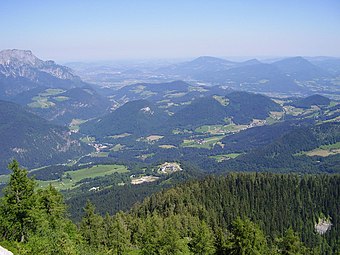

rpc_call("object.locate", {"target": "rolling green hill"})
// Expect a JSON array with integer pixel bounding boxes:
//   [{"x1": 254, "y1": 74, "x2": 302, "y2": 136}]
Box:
[
  {"x1": 272, "y1": 56, "x2": 332, "y2": 80},
  {"x1": 225, "y1": 91, "x2": 282, "y2": 124},
  {"x1": 169, "y1": 96, "x2": 227, "y2": 128},
  {"x1": 220, "y1": 122, "x2": 340, "y2": 173},
  {"x1": 81, "y1": 91, "x2": 282, "y2": 138},
  {"x1": 81, "y1": 100, "x2": 167, "y2": 137},
  {"x1": 290, "y1": 94, "x2": 331, "y2": 108},
  {"x1": 29, "y1": 86, "x2": 111, "y2": 125}
]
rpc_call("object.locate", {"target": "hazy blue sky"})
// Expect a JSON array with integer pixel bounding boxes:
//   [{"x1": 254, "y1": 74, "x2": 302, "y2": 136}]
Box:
[{"x1": 1, "y1": 0, "x2": 340, "y2": 61}]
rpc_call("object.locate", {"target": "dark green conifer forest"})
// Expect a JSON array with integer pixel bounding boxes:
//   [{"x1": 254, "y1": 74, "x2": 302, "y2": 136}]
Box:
[{"x1": 0, "y1": 160, "x2": 339, "y2": 254}]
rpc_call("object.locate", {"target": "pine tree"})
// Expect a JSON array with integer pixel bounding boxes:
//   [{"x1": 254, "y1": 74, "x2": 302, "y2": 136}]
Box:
[
  {"x1": 0, "y1": 160, "x2": 36, "y2": 242},
  {"x1": 36, "y1": 184, "x2": 66, "y2": 227},
  {"x1": 189, "y1": 220, "x2": 216, "y2": 255},
  {"x1": 137, "y1": 213, "x2": 164, "y2": 255},
  {"x1": 0, "y1": 160, "x2": 80, "y2": 254},
  {"x1": 110, "y1": 212, "x2": 131, "y2": 255},
  {"x1": 159, "y1": 215, "x2": 190, "y2": 255},
  {"x1": 80, "y1": 201, "x2": 104, "y2": 248},
  {"x1": 275, "y1": 228, "x2": 308, "y2": 255},
  {"x1": 225, "y1": 218, "x2": 269, "y2": 255}
]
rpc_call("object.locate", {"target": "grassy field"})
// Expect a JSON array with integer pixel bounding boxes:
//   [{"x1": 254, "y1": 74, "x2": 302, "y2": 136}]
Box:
[
  {"x1": 266, "y1": 111, "x2": 284, "y2": 124},
  {"x1": 181, "y1": 135, "x2": 225, "y2": 149},
  {"x1": 195, "y1": 124, "x2": 247, "y2": 135},
  {"x1": 146, "y1": 135, "x2": 164, "y2": 141},
  {"x1": 110, "y1": 144, "x2": 125, "y2": 152},
  {"x1": 165, "y1": 92, "x2": 187, "y2": 98},
  {"x1": 80, "y1": 136, "x2": 96, "y2": 143},
  {"x1": 159, "y1": 144, "x2": 176, "y2": 149},
  {"x1": 297, "y1": 142, "x2": 340, "y2": 157},
  {"x1": 140, "y1": 90, "x2": 157, "y2": 97},
  {"x1": 213, "y1": 95, "x2": 229, "y2": 106},
  {"x1": 40, "y1": 88, "x2": 65, "y2": 96},
  {"x1": 283, "y1": 106, "x2": 305, "y2": 116},
  {"x1": 38, "y1": 164, "x2": 128, "y2": 190},
  {"x1": 131, "y1": 85, "x2": 146, "y2": 93},
  {"x1": 27, "y1": 88, "x2": 66, "y2": 108},
  {"x1": 109, "y1": 133, "x2": 131, "y2": 139},
  {"x1": 210, "y1": 153, "x2": 242, "y2": 162},
  {"x1": 53, "y1": 96, "x2": 70, "y2": 102},
  {"x1": 69, "y1": 119, "x2": 87, "y2": 132},
  {"x1": 172, "y1": 128, "x2": 193, "y2": 135},
  {"x1": 28, "y1": 97, "x2": 56, "y2": 108},
  {"x1": 137, "y1": 153, "x2": 155, "y2": 160},
  {"x1": 90, "y1": 152, "x2": 110, "y2": 157}
]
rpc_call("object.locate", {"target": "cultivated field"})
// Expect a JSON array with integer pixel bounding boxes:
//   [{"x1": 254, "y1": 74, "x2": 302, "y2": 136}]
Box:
[{"x1": 38, "y1": 164, "x2": 128, "y2": 190}]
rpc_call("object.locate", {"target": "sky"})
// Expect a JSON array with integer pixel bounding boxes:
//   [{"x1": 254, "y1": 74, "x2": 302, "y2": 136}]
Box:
[{"x1": 1, "y1": 0, "x2": 340, "y2": 61}]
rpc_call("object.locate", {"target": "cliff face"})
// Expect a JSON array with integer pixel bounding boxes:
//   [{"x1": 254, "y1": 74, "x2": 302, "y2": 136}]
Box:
[
  {"x1": 0, "y1": 49, "x2": 85, "y2": 97},
  {"x1": 0, "y1": 49, "x2": 79, "y2": 81}
]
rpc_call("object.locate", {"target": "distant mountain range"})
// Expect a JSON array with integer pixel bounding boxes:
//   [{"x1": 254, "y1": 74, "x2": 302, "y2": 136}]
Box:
[
  {"x1": 307, "y1": 56, "x2": 340, "y2": 76},
  {"x1": 157, "y1": 56, "x2": 236, "y2": 76},
  {"x1": 111, "y1": 80, "x2": 231, "y2": 107},
  {"x1": 272, "y1": 56, "x2": 331, "y2": 80},
  {"x1": 155, "y1": 56, "x2": 339, "y2": 93},
  {"x1": 62, "y1": 55, "x2": 340, "y2": 96},
  {"x1": 0, "y1": 100, "x2": 91, "y2": 173}
]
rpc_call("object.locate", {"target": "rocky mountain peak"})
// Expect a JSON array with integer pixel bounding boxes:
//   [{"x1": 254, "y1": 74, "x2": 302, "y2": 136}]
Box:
[
  {"x1": 0, "y1": 49, "x2": 79, "y2": 81},
  {"x1": 0, "y1": 49, "x2": 42, "y2": 66}
]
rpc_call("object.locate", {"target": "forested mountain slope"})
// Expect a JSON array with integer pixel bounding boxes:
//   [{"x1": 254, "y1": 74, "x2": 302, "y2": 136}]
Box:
[
  {"x1": 1, "y1": 162, "x2": 339, "y2": 254},
  {"x1": 220, "y1": 122, "x2": 340, "y2": 173},
  {"x1": 127, "y1": 173, "x2": 339, "y2": 254},
  {"x1": 0, "y1": 100, "x2": 90, "y2": 173}
]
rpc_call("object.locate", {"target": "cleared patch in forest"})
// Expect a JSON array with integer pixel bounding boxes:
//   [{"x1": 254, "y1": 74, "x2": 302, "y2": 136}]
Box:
[
  {"x1": 53, "y1": 96, "x2": 70, "y2": 102},
  {"x1": 181, "y1": 135, "x2": 225, "y2": 149},
  {"x1": 109, "y1": 133, "x2": 131, "y2": 139},
  {"x1": 159, "y1": 144, "x2": 177, "y2": 149},
  {"x1": 146, "y1": 135, "x2": 164, "y2": 141},
  {"x1": 38, "y1": 164, "x2": 128, "y2": 190},
  {"x1": 297, "y1": 142, "x2": 340, "y2": 157},
  {"x1": 27, "y1": 88, "x2": 65, "y2": 108},
  {"x1": 195, "y1": 124, "x2": 247, "y2": 135},
  {"x1": 210, "y1": 153, "x2": 242, "y2": 162},
  {"x1": 69, "y1": 119, "x2": 86, "y2": 132},
  {"x1": 131, "y1": 175, "x2": 159, "y2": 185}
]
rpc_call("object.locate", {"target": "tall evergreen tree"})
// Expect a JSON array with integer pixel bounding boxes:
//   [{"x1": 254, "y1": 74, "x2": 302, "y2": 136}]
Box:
[
  {"x1": 275, "y1": 228, "x2": 309, "y2": 255},
  {"x1": 225, "y1": 218, "x2": 269, "y2": 255},
  {"x1": 137, "y1": 213, "x2": 164, "y2": 255},
  {"x1": 159, "y1": 215, "x2": 190, "y2": 255},
  {"x1": 80, "y1": 201, "x2": 104, "y2": 249},
  {"x1": 110, "y1": 212, "x2": 131, "y2": 255},
  {"x1": 189, "y1": 221, "x2": 215, "y2": 255},
  {"x1": 0, "y1": 160, "x2": 36, "y2": 242}
]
